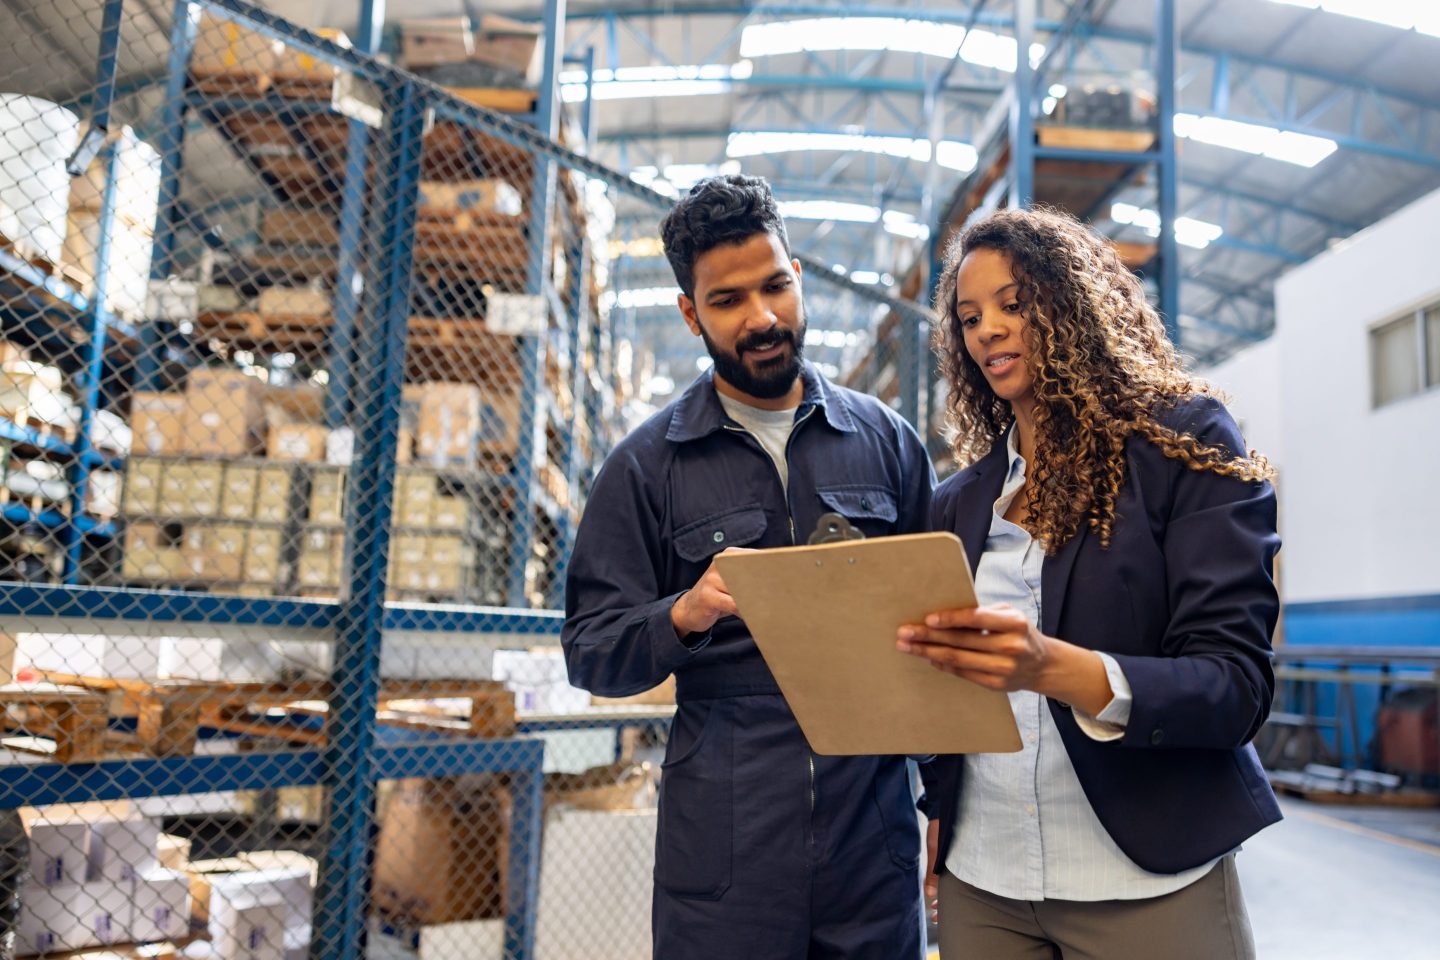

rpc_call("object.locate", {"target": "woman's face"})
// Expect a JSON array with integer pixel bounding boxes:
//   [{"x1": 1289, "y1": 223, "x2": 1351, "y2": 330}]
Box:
[{"x1": 955, "y1": 248, "x2": 1036, "y2": 409}]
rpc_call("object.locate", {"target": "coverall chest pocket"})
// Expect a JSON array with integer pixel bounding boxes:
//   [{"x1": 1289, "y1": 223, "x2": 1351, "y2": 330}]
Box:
[
  {"x1": 655, "y1": 701, "x2": 734, "y2": 899},
  {"x1": 816, "y1": 484, "x2": 899, "y2": 539},
  {"x1": 673, "y1": 505, "x2": 768, "y2": 565}
]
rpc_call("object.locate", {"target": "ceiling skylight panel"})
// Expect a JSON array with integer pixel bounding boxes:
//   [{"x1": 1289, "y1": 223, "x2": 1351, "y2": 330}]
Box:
[
  {"x1": 1173, "y1": 113, "x2": 1337, "y2": 167},
  {"x1": 1267, "y1": 0, "x2": 1440, "y2": 35}
]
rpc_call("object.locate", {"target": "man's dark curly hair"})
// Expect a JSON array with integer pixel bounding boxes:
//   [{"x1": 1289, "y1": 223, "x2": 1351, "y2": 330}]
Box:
[{"x1": 660, "y1": 174, "x2": 791, "y2": 299}]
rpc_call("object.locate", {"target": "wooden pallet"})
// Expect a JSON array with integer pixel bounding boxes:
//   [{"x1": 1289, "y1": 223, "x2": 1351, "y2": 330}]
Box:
[
  {"x1": 29, "y1": 672, "x2": 516, "y2": 756},
  {"x1": 0, "y1": 682, "x2": 109, "y2": 762}
]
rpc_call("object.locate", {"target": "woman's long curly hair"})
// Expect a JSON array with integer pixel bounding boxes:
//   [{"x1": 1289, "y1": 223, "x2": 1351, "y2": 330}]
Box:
[{"x1": 932, "y1": 207, "x2": 1272, "y2": 554}]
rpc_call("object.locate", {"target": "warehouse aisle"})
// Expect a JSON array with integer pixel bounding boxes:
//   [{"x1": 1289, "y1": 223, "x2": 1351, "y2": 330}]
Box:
[{"x1": 1238, "y1": 798, "x2": 1440, "y2": 959}]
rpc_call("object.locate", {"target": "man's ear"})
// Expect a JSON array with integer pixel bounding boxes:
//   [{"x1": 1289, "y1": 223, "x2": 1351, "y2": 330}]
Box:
[{"x1": 679, "y1": 293, "x2": 701, "y2": 336}]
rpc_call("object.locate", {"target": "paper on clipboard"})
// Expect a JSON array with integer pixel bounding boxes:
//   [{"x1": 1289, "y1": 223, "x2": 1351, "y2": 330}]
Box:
[{"x1": 715, "y1": 532, "x2": 1022, "y2": 756}]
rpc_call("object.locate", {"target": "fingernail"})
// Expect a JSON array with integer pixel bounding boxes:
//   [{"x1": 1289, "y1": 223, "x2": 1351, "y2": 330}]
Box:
[
  {"x1": 926, "y1": 614, "x2": 939, "y2": 627},
  {"x1": 896, "y1": 640, "x2": 912, "y2": 653}
]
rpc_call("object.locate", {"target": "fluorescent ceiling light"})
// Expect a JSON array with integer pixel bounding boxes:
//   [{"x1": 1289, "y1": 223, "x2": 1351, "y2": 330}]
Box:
[
  {"x1": 740, "y1": 18, "x2": 1045, "y2": 72},
  {"x1": 776, "y1": 201, "x2": 930, "y2": 240},
  {"x1": 599, "y1": 286, "x2": 681, "y2": 311},
  {"x1": 849, "y1": 270, "x2": 881, "y2": 284},
  {"x1": 727, "y1": 131, "x2": 977, "y2": 173},
  {"x1": 629, "y1": 161, "x2": 742, "y2": 198},
  {"x1": 1266, "y1": 0, "x2": 1440, "y2": 37},
  {"x1": 560, "y1": 62, "x2": 753, "y2": 102},
  {"x1": 1111, "y1": 202, "x2": 1224, "y2": 249},
  {"x1": 1173, "y1": 113, "x2": 1337, "y2": 168}
]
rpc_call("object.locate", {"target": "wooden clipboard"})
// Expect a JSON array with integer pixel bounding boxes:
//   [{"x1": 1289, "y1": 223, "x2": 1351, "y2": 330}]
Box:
[{"x1": 715, "y1": 532, "x2": 1022, "y2": 756}]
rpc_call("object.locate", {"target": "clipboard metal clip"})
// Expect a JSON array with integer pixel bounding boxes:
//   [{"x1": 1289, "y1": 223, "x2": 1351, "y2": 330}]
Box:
[{"x1": 807, "y1": 512, "x2": 865, "y2": 545}]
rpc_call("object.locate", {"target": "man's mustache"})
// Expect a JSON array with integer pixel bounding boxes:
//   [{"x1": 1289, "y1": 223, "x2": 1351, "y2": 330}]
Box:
[{"x1": 736, "y1": 327, "x2": 795, "y2": 356}]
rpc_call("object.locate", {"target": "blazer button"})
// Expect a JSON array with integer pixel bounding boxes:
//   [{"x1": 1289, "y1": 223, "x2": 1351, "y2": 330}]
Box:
[{"x1": 1150, "y1": 729, "x2": 1165, "y2": 746}]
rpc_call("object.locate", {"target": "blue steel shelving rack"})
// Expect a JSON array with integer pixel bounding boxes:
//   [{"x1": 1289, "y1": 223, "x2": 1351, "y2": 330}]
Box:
[{"x1": 0, "y1": 0, "x2": 615, "y2": 956}]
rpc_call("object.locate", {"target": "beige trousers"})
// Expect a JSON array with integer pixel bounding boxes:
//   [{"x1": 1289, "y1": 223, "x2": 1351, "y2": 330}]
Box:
[{"x1": 937, "y1": 856, "x2": 1255, "y2": 960}]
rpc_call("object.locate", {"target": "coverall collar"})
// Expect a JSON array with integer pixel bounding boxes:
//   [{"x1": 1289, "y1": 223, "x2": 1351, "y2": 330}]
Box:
[{"x1": 665, "y1": 362, "x2": 858, "y2": 443}]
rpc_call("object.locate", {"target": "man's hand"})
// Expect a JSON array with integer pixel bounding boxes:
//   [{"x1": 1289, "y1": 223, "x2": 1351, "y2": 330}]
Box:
[
  {"x1": 671, "y1": 547, "x2": 754, "y2": 638},
  {"x1": 925, "y1": 818, "x2": 940, "y2": 925}
]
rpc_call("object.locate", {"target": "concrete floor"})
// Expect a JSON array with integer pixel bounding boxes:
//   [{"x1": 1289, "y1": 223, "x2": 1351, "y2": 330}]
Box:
[
  {"x1": 924, "y1": 796, "x2": 1440, "y2": 960},
  {"x1": 1241, "y1": 797, "x2": 1440, "y2": 959}
]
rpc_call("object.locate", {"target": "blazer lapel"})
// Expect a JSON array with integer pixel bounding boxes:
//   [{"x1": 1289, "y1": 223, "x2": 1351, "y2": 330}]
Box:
[
  {"x1": 1041, "y1": 521, "x2": 1090, "y2": 637},
  {"x1": 953, "y1": 443, "x2": 1008, "y2": 578}
]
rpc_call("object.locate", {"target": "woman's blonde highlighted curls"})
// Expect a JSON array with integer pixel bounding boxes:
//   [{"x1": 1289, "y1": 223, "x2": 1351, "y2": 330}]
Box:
[{"x1": 932, "y1": 207, "x2": 1273, "y2": 554}]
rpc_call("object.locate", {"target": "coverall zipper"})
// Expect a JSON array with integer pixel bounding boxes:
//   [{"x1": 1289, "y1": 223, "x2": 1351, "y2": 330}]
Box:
[{"x1": 723, "y1": 404, "x2": 820, "y2": 846}]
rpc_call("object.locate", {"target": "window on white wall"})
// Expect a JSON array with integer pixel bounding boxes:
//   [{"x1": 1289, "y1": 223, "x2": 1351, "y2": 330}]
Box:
[
  {"x1": 1426, "y1": 304, "x2": 1440, "y2": 390},
  {"x1": 1372, "y1": 314, "x2": 1420, "y2": 407}
]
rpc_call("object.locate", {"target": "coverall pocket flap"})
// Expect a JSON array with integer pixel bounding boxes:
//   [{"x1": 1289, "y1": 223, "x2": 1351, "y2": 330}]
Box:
[
  {"x1": 674, "y1": 505, "x2": 768, "y2": 562},
  {"x1": 817, "y1": 485, "x2": 898, "y2": 523}
]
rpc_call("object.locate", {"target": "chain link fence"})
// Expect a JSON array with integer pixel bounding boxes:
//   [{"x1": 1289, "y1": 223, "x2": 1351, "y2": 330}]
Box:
[{"x1": 0, "y1": 1, "x2": 935, "y2": 957}]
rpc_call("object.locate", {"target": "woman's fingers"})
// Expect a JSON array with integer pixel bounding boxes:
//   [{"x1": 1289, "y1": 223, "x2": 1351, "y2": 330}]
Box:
[{"x1": 923, "y1": 604, "x2": 1028, "y2": 632}]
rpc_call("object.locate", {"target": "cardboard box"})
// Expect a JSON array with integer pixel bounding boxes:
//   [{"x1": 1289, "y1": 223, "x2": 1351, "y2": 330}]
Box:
[
  {"x1": 394, "y1": 473, "x2": 436, "y2": 528},
  {"x1": 267, "y1": 423, "x2": 329, "y2": 462},
  {"x1": 259, "y1": 208, "x2": 338, "y2": 247},
  {"x1": 15, "y1": 880, "x2": 133, "y2": 955},
  {"x1": 88, "y1": 817, "x2": 160, "y2": 883},
  {"x1": 187, "y1": 524, "x2": 247, "y2": 581},
  {"x1": 415, "y1": 383, "x2": 522, "y2": 467},
  {"x1": 192, "y1": 14, "x2": 282, "y2": 79},
  {"x1": 273, "y1": 27, "x2": 350, "y2": 85},
  {"x1": 189, "y1": 853, "x2": 315, "y2": 932},
  {"x1": 211, "y1": 894, "x2": 287, "y2": 960},
  {"x1": 160, "y1": 461, "x2": 222, "y2": 517},
  {"x1": 222, "y1": 464, "x2": 259, "y2": 519},
  {"x1": 0, "y1": 363, "x2": 71, "y2": 428},
  {"x1": 244, "y1": 528, "x2": 283, "y2": 583},
  {"x1": 183, "y1": 369, "x2": 267, "y2": 458},
  {"x1": 400, "y1": 17, "x2": 474, "y2": 68},
  {"x1": 308, "y1": 468, "x2": 345, "y2": 525},
  {"x1": 122, "y1": 459, "x2": 165, "y2": 515},
  {"x1": 130, "y1": 867, "x2": 192, "y2": 944},
  {"x1": 258, "y1": 287, "x2": 331, "y2": 318},
  {"x1": 492, "y1": 648, "x2": 590, "y2": 714},
  {"x1": 418, "y1": 180, "x2": 522, "y2": 218},
  {"x1": 371, "y1": 778, "x2": 509, "y2": 924},
  {"x1": 297, "y1": 529, "x2": 343, "y2": 587},
  {"x1": 430, "y1": 495, "x2": 468, "y2": 530},
  {"x1": 26, "y1": 818, "x2": 90, "y2": 887},
  {"x1": 122, "y1": 523, "x2": 186, "y2": 580},
  {"x1": 254, "y1": 466, "x2": 292, "y2": 523},
  {"x1": 473, "y1": 14, "x2": 543, "y2": 85},
  {"x1": 130, "y1": 393, "x2": 187, "y2": 456}
]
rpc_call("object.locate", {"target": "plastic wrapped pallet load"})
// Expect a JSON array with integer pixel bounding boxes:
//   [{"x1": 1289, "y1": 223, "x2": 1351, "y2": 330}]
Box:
[{"x1": 0, "y1": 95, "x2": 78, "y2": 264}]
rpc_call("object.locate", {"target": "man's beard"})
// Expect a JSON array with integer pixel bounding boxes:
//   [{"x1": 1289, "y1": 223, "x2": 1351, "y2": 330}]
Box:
[{"x1": 700, "y1": 315, "x2": 807, "y2": 401}]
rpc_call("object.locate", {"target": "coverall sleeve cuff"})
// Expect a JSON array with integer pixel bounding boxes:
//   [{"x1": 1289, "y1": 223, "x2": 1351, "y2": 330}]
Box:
[{"x1": 653, "y1": 591, "x2": 713, "y2": 655}]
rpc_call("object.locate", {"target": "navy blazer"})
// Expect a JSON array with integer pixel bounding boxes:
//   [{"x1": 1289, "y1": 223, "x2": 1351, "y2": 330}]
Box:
[{"x1": 923, "y1": 395, "x2": 1283, "y2": 876}]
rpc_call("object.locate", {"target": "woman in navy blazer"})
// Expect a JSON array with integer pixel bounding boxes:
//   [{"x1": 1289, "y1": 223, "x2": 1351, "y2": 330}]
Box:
[{"x1": 900, "y1": 208, "x2": 1282, "y2": 959}]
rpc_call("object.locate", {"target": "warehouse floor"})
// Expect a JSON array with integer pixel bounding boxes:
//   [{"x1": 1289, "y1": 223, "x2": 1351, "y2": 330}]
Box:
[{"x1": 925, "y1": 797, "x2": 1440, "y2": 960}]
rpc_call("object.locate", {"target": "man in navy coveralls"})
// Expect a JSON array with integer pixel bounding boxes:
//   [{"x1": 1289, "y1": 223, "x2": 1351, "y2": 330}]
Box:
[{"x1": 562, "y1": 174, "x2": 934, "y2": 958}]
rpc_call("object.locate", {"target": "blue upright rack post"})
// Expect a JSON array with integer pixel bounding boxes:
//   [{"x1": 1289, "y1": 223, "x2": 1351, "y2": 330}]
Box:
[
  {"x1": 1154, "y1": 0, "x2": 1180, "y2": 344},
  {"x1": 311, "y1": 71, "x2": 424, "y2": 960},
  {"x1": 507, "y1": 0, "x2": 568, "y2": 607}
]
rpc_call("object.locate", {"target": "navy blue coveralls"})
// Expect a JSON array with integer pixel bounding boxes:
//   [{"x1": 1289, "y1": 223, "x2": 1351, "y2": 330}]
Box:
[{"x1": 563, "y1": 364, "x2": 935, "y2": 959}]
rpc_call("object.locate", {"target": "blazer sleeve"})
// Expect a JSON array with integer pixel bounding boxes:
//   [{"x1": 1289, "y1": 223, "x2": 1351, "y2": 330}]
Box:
[
  {"x1": 561, "y1": 439, "x2": 700, "y2": 697},
  {"x1": 1107, "y1": 396, "x2": 1281, "y2": 751}
]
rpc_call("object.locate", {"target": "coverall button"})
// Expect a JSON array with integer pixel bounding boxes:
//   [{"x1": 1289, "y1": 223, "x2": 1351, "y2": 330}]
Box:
[
  {"x1": 1150, "y1": 729, "x2": 1165, "y2": 746},
  {"x1": 713, "y1": 530, "x2": 725, "y2": 543}
]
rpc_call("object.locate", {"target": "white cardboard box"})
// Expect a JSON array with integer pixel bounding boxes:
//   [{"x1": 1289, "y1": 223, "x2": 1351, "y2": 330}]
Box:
[
  {"x1": 88, "y1": 817, "x2": 161, "y2": 882},
  {"x1": 491, "y1": 648, "x2": 590, "y2": 714},
  {"x1": 131, "y1": 867, "x2": 192, "y2": 943},
  {"x1": 15, "y1": 880, "x2": 134, "y2": 956},
  {"x1": 26, "y1": 819, "x2": 90, "y2": 887},
  {"x1": 211, "y1": 894, "x2": 287, "y2": 960},
  {"x1": 202, "y1": 862, "x2": 314, "y2": 935}
]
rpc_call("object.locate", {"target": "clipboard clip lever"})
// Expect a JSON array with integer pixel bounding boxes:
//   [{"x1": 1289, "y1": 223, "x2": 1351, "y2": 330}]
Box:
[{"x1": 807, "y1": 512, "x2": 866, "y2": 545}]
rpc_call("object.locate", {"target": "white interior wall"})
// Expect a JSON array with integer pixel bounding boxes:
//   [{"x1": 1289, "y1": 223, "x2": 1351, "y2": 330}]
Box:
[{"x1": 1204, "y1": 187, "x2": 1440, "y2": 603}]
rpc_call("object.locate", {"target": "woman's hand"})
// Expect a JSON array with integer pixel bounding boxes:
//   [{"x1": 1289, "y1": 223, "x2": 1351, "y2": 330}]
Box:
[
  {"x1": 897, "y1": 604, "x2": 1114, "y2": 715},
  {"x1": 896, "y1": 603, "x2": 1054, "y2": 690}
]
